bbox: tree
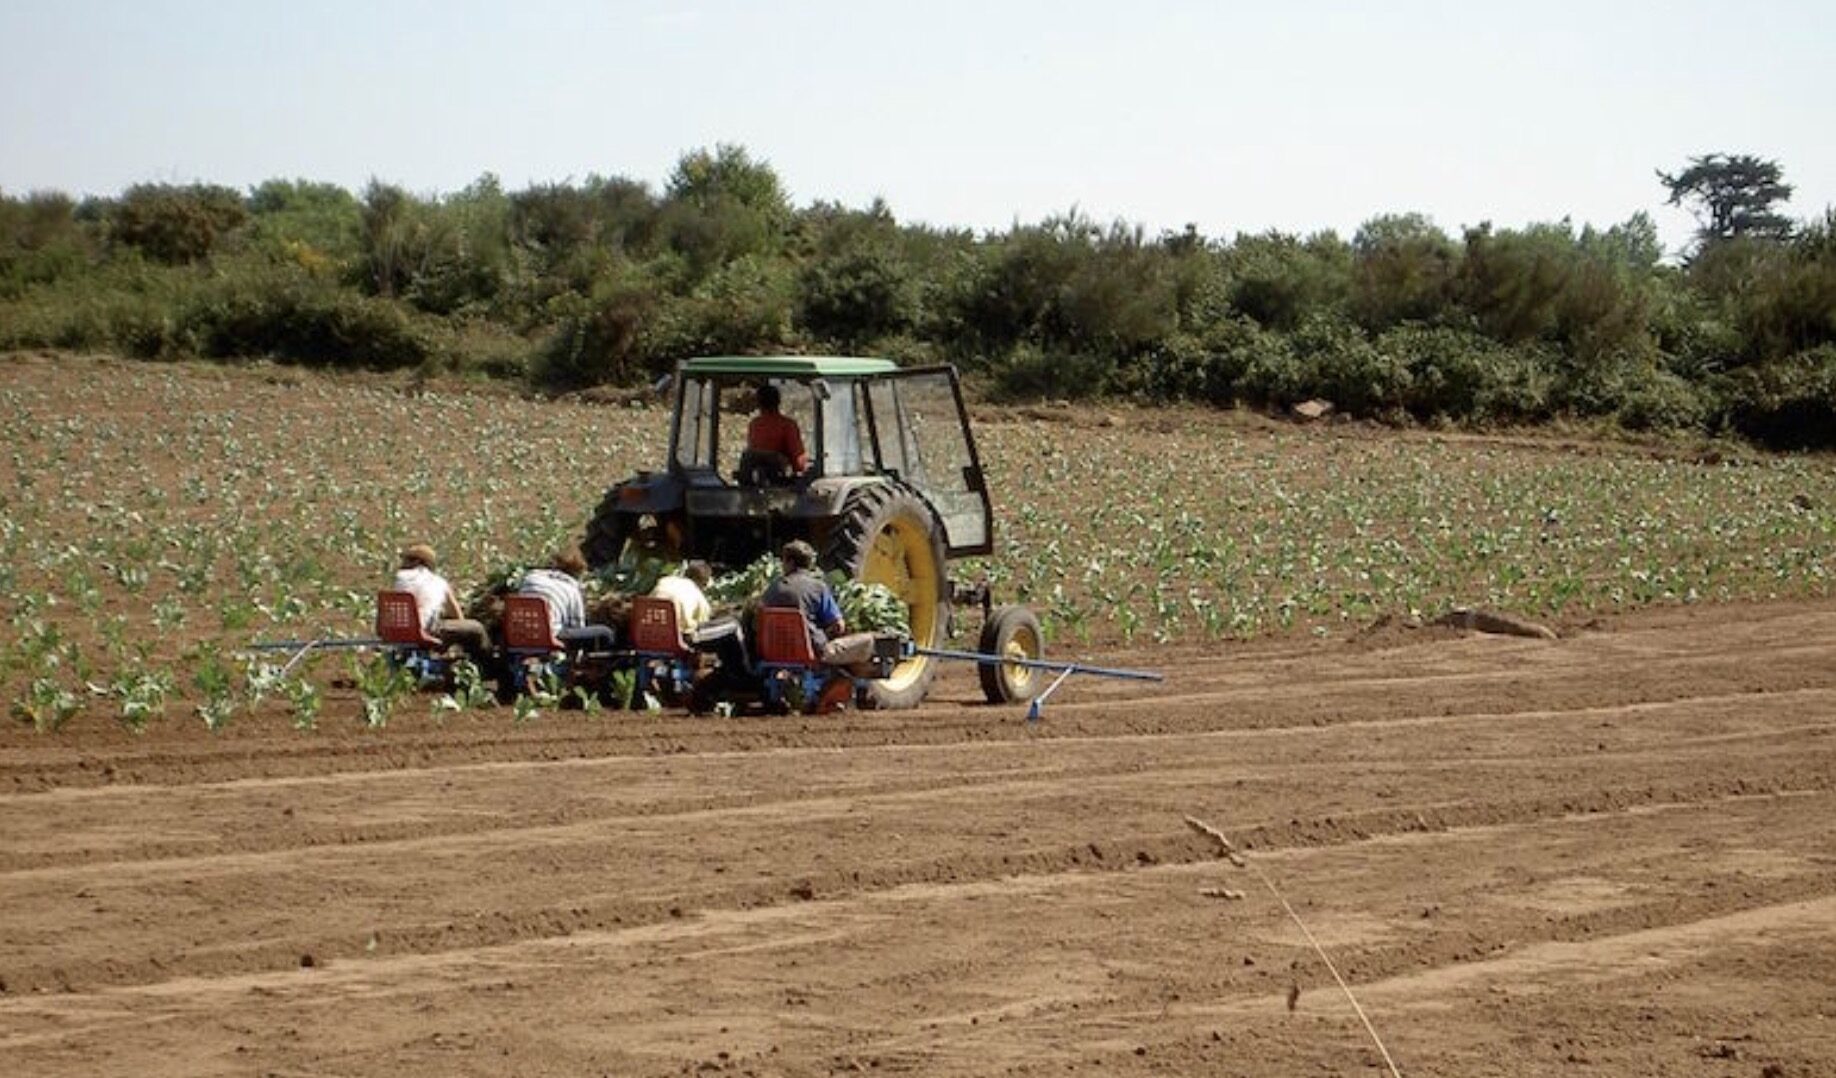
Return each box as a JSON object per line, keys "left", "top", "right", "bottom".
{"left": 795, "top": 200, "right": 918, "bottom": 348}
{"left": 1659, "top": 154, "right": 1794, "bottom": 247}
{"left": 1350, "top": 212, "right": 1458, "bottom": 331}
{"left": 660, "top": 145, "right": 792, "bottom": 279}
{"left": 0, "top": 190, "right": 92, "bottom": 297}
{"left": 1222, "top": 230, "right": 1352, "bottom": 331}
{"left": 246, "top": 179, "right": 362, "bottom": 265}
{"left": 111, "top": 183, "right": 248, "bottom": 264}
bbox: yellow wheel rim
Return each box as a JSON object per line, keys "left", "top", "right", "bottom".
{"left": 1001, "top": 623, "right": 1041, "bottom": 694}
{"left": 859, "top": 511, "right": 941, "bottom": 692}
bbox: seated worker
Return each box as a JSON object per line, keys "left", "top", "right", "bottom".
{"left": 760, "top": 540, "right": 841, "bottom": 651}
{"left": 650, "top": 560, "right": 714, "bottom": 639}
{"left": 390, "top": 543, "right": 490, "bottom": 662}
{"left": 759, "top": 540, "right": 879, "bottom": 711}
{"left": 517, "top": 545, "right": 617, "bottom": 650}
{"left": 743, "top": 384, "right": 809, "bottom": 481}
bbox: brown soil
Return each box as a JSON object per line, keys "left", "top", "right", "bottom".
{"left": 4, "top": 600, "right": 1835, "bottom": 1076}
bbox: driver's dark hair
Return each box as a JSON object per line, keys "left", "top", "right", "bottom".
{"left": 756, "top": 383, "right": 781, "bottom": 411}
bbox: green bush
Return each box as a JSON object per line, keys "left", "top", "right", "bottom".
{"left": 1378, "top": 325, "right": 1553, "bottom": 422}
{"left": 864, "top": 332, "right": 946, "bottom": 369}
{"left": 526, "top": 253, "right": 782, "bottom": 390}
{"left": 110, "top": 184, "right": 247, "bottom": 264}
{"left": 1117, "top": 332, "right": 1212, "bottom": 402}
{"left": 1616, "top": 369, "right": 1711, "bottom": 432}
{"left": 0, "top": 191, "right": 95, "bottom": 298}
{"left": 1053, "top": 222, "right": 1181, "bottom": 355}
{"left": 1237, "top": 314, "right": 1409, "bottom": 415}
{"left": 639, "top": 254, "right": 795, "bottom": 366}
{"left": 1740, "top": 225, "right": 1836, "bottom": 363}
{"left": 1715, "top": 345, "right": 1836, "bottom": 449}
{"left": 949, "top": 221, "right": 1083, "bottom": 354}
{"left": 1351, "top": 213, "right": 1459, "bottom": 331}
{"left": 431, "top": 319, "right": 533, "bottom": 379}
{"left": 246, "top": 180, "right": 363, "bottom": 268}
{"left": 796, "top": 228, "right": 917, "bottom": 348}
{"left": 0, "top": 256, "right": 429, "bottom": 368}
{"left": 0, "top": 258, "right": 189, "bottom": 355}
{"left": 533, "top": 265, "right": 664, "bottom": 389}
{"left": 1649, "top": 274, "right": 1744, "bottom": 379}
{"left": 659, "top": 146, "right": 792, "bottom": 282}
{"left": 989, "top": 343, "right": 1112, "bottom": 401}
{"left": 186, "top": 269, "right": 431, "bottom": 368}
{"left": 358, "top": 177, "right": 514, "bottom": 317}
{"left": 0, "top": 289, "right": 114, "bottom": 352}
{"left": 1222, "top": 231, "right": 1352, "bottom": 331}
{"left": 1194, "top": 318, "right": 1285, "bottom": 406}
{"left": 1456, "top": 223, "right": 1572, "bottom": 345}
{"left": 1549, "top": 352, "right": 1640, "bottom": 417}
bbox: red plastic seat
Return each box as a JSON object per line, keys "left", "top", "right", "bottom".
{"left": 502, "top": 595, "right": 563, "bottom": 652}
{"left": 630, "top": 597, "right": 692, "bottom": 657}
{"left": 376, "top": 590, "right": 441, "bottom": 647}
{"left": 755, "top": 606, "right": 819, "bottom": 665}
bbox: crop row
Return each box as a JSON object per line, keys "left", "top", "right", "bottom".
{"left": 2, "top": 357, "right": 1831, "bottom": 733}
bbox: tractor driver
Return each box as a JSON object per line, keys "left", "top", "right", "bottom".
{"left": 744, "top": 383, "right": 809, "bottom": 479}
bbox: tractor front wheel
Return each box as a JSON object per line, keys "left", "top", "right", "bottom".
{"left": 978, "top": 604, "right": 1044, "bottom": 705}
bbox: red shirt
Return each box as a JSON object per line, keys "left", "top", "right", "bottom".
{"left": 747, "top": 411, "right": 809, "bottom": 472}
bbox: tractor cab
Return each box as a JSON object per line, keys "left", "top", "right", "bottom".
{"left": 590, "top": 357, "right": 992, "bottom": 572}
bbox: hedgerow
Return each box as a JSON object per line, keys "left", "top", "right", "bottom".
{"left": 4, "top": 148, "right": 1834, "bottom": 447}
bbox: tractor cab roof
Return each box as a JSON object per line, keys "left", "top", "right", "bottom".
{"left": 679, "top": 355, "right": 898, "bottom": 379}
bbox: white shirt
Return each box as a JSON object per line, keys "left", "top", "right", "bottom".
{"left": 390, "top": 565, "right": 454, "bottom": 633}
{"left": 650, "top": 575, "right": 713, "bottom": 633}
{"left": 518, "top": 569, "right": 587, "bottom": 634}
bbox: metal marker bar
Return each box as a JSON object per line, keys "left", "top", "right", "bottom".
{"left": 279, "top": 640, "right": 319, "bottom": 678}
{"left": 247, "top": 638, "right": 385, "bottom": 651}
{"left": 247, "top": 637, "right": 387, "bottom": 678}
{"left": 1025, "top": 665, "right": 1083, "bottom": 723}
{"left": 915, "top": 646, "right": 1163, "bottom": 683}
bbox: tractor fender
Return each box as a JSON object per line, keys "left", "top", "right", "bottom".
{"left": 683, "top": 476, "right": 892, "bottom": 520}
{"left": 609, "top": 472, "right": 684, "bottom": 515}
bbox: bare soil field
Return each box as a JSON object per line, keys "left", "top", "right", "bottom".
{"left": 4, "top": 599, "right": 1834, "bottom": 1077}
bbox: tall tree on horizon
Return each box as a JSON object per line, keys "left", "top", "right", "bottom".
{"left": 1659, "top": 153, "right": 1795, "bottom": 249}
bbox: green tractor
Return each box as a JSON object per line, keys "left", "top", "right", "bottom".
{"left": 581, "top": 355, "right": 1040, "bottom": 710}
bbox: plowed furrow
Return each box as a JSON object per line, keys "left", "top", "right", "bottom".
{"left": 2, "top": 687, "right": 1828, "bottom": 873}
{"left": 2, "top": 776, "right": 1825, "bottom": 995}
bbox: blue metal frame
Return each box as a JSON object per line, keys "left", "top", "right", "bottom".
{"left": 385, "top": 645, "right": 457, "bottom": 690}
{"left": 503, "top": 650, "right": 557, "bottom": 697}
{"left": 755, "top": 661, "right": 829, "bottom": 712}
{"left": 634, "top": 651, "right": 697, "bottom": 702}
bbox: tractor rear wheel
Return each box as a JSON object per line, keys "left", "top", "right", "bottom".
{"left": 821, "top": 482, "right": 949, "bottom": 710}
{"left": 978, "top": 604, "right": 1044, "bottom": 705}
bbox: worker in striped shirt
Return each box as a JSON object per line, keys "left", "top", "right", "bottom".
{"left": 517, "top": 546, "right": 615, "bottom": 649}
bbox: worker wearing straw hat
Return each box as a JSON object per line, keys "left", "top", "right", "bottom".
{"left": 391, "top": 543, "right": 490, "bottom": 660}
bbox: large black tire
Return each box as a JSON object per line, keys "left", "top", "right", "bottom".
{"left": 978, "top": 604, "right": 1044, "bottom": 705}
{"left": 581, "top": 489, "right": 633, "bottom": 569}
{"left": 820, "top": 482, "right": 950, "bottom": 711}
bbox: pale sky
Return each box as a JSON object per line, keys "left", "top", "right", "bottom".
{"left": 2, "top": 0, "right": 1831, "bottom": 255}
